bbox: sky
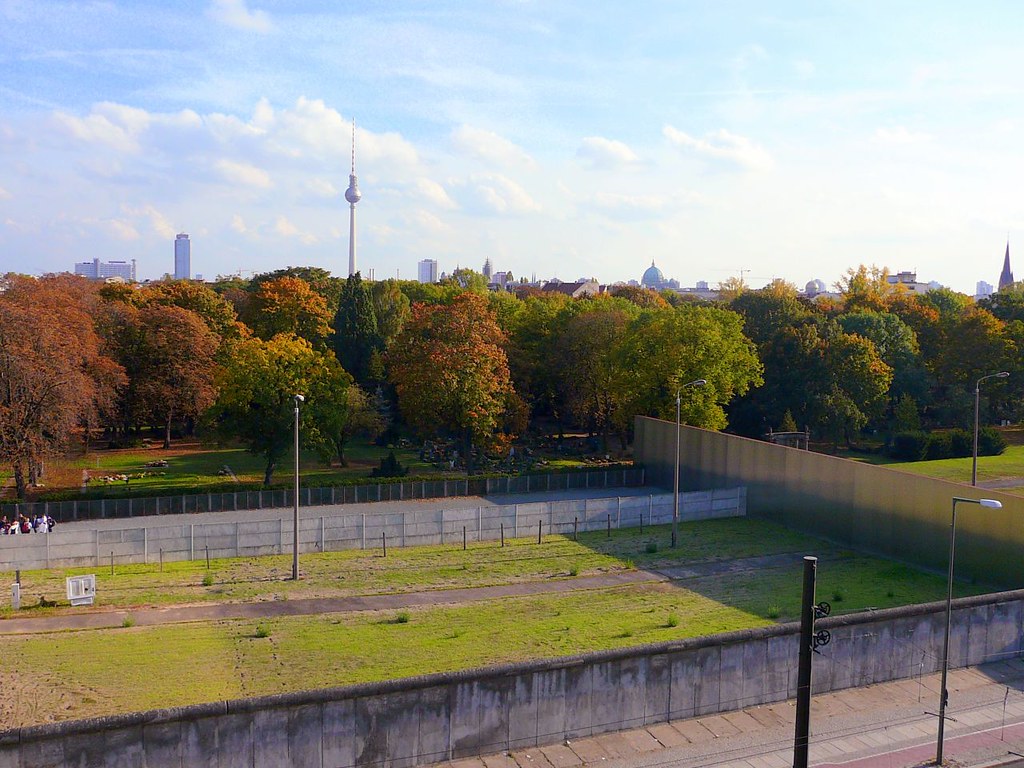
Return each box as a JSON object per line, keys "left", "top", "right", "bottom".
{"left": 2, "top": 1, "right": 1024, "bottom": 294}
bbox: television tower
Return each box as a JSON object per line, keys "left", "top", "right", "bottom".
{"left": 345, "top": 119, "right": 362, "bottom": 277}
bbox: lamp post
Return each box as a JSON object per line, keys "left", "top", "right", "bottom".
{"left": 292, "top": 394, "right": 304, "bottom": 581}
{"left": 935, "top": 495, "right": 1003, "bottom": 765}
{"left": 672, "top": 378, "right": 707, "bottom": 548}
{"left": 972, "top": 372, "right": 1008, "bottom": 486}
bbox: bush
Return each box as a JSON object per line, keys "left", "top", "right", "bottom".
{"left": 254, "top": 624, "right": 271, "bottom": 638}
{"left": 371, "top": 450, "right": 408, "bottom": 478}
{"left": 978, "top": 427, "right": 1008, "bottom": 456}
{"left": 947, "top": 429, "right": 972, "bottom": 458}
{"left": 925, "top": 432, "right": 952, "bottom": 460}
{"left": 889, "top": 431, "right": 928, "bottom": 461}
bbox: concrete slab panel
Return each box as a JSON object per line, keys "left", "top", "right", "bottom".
{"left": 142, "top": 721, "right": 182, "bottom": 768}
{"left": 62, "top": 725, "right": 145, "bottom": 768}
{"left": 563, "top": 664, "right": 594, "bottom": 739}
{"left": 16, "top": 736, "right": 64, "bottom": 768}
{"left": 215, "top": 713, "right": 255, "bottom": 768}
{"left": 322, "top": 700, "right": 356, "bottom": 768}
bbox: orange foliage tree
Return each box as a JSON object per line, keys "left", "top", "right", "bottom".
{"left": 387, "top": 293, "right": 519, "bottom": 472}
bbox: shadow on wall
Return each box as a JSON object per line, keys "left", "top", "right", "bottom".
{"left": 634, "top": 416, "right": 1024, "bottom": 590}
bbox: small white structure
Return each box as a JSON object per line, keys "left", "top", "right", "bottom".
{"left": 66, "top": 574, "right": 96, "bottom": 606}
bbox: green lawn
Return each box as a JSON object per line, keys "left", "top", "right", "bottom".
{"left": 0, "top": 517, "right": 987, "bottom": 726}
{"left": 3, "top": 519, "right": 828, "bottom": 615}
{"left": 59, "top": 444, "right": 440, "bottom": 498}
{"left": 859, "top": 444, "right": 1024, "bottom": 486}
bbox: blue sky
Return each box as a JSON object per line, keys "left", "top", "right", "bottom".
{"left": 2, "top": 1, "right": 1023, "bottom": 293}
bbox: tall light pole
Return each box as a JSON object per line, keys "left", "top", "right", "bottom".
{"left": 972, "top": 372, "right": 1008, "bottom": 486}
{"left": 672, "top": 379, "right": 707, "bottom": 548}
{"left": 292, "top": 394, "right": 304, "bottom": 581}
{"left": 935, "top": 495, "right": 1002, "bottom": 765}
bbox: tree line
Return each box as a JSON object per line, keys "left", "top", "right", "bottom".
{"left": 0, "top": 263, "right": 1017, "bottom": 498}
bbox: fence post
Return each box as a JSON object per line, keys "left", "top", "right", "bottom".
{"left": 574, "top": 517, "right": 578, "bottom": 541}
{"left": 440, "top": 509, "right": 445, "bottom": 545}
{"left": 537, "top": 519, "right": 542, "bottom": 545}
{"left": 463, "top": 526, "right": 467, "bottom": 551}
{"left": 501, "top": 523, "right": 504, "bottom": 547}
{"left": 95, "top": 529, "right": 100, "bottom": 566}
{"left": 478, "top": 507, "right": 482, "bottom": 542}
{"left": 514, "top": 504, "right": 519, "bottom": 538}
{"left": 382, "top": 532, "right": 387, "bottom": 557}
{"left": 235, "top": 522, "right": 240, "bottom": 557}
{"left": 361, "top": 514, "right": 366, "bottom": 550}
{"left": 143, "top": 528, "right": 148, "bottom": 564}
{"left": 607, "top": 514, "right": 611, "bottom": 539}
{"left": 279, "top": 518, "right": 284, "bottom": 555}
{"left": 321, "top": 517, "right": 325, "bottom": 552}
{"left": 190, "top": 524, "right": 194, "bottom": 561}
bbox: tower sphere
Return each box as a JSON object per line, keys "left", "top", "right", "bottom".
{"left": 345, "top": 175, "right": 361, "bottom": 204}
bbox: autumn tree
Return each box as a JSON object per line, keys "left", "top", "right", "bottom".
{"left": 0, "top": 275, "right": 123, "bottom": 497}
{"left": 139, "top": 280, "right": 242, "bottom": 341}
{"left": 242, "top": 276, "right": 333, "bottom": 346}
{"left": 609, "top": 285, "right": 670, "bottom": 309}
{"left": 250, "top": 267, "right": 344, "bottom": 316}
{"left": 134, "top": 305, "right": 220, "bottom": 448}
{"left": 210, "top": 334, "right": 351, "bottom": 485}
{"left": 388, "top": 293, "right": 516, "bottom": 472}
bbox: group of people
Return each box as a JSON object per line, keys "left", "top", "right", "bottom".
{"left": 1, "top": 513, "right": 56, "bottom": 535}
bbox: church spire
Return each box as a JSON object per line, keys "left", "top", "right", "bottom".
{"left": 999, "top": 240, "right": 1014, "bottom": 291}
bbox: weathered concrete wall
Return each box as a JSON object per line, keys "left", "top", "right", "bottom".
{"left": 634, "top": 416, "right": 1024, "bottom": 588}
{"left": 0, "top": 489, "right": 746, "bottom": 572}
{"left": 2, "top": 590, "right": 1022, "bottom": 768}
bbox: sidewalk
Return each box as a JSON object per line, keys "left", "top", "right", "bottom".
{"left": 448, "top": 659, "right": 1024, "bottom": 768}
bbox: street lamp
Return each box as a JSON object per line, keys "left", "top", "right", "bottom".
{"left": 292, "top": 394, "right": 304, "bottom": 581}
{"left": 935, "top": 495, "right": 1003, "bottom": 765}
{"left": 972, "top": 372, "right": 1009, "bottom": 486}
{"left": 672, "top": 378, "right": 707, "bottom": 548}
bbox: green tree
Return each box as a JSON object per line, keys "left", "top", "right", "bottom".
{"left": 250, "top": 267, "right": 344, "bottom": 316}
{"left": 333, "top": 273, "right": 382, "bottom": 384}
{"left": 138, "top": 280, "right": 241, "bottom": 340}
{"left": 210, "top": 334, "right": 351, "bottom": 485}
{"left": 369, "top": 279, "right": 411, "bottom": 349}
{"left": 317, "top": 384, "right": 383, "bottom": 467}
{"left": 610, "top": 304, "right": 764, "bottom": 433}
{"left": 388, "top": 293, "right": 516, "bottom": 472}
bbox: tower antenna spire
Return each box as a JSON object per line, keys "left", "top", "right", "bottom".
{"left": 345, "top": 119, "right": 362, "bottom": 277}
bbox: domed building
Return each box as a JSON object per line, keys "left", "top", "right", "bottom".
{"left": 640, "top": 260, "right": 678, "bottom": 291}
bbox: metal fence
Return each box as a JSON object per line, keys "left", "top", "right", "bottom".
{"left": 1, "top": 467, "right": 646, "bottom": 523}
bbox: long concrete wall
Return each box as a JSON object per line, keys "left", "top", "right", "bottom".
{"left": 2, "top": 589, "right": 1021, "bottom": 768}
{"left": 635, "top": 417, "right": 1024, "bottom": 588}
{"left": 0, "top": 488, "right": 746, "bottom": 571}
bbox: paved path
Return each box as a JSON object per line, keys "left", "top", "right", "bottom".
{"left": 0, "top": 551, "right": 824, "bottom": 634}
{"left": 446, "top": 660, "right": 1024, "bottom": 768}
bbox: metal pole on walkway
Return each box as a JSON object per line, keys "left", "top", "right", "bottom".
{"left": 794, "top": 555, "right": 817, "bottom": 768}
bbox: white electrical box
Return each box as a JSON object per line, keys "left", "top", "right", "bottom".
{"left": 66, "top": 574, "right": 96, "bottom": 606}
{"left": 11, "top": 583, "right": 19, "bottom": 611}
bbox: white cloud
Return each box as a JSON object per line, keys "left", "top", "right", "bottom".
{"left": 0, "top": 186, "right": 11, "bottom": 200}
{"left": 305, "top": 178, "right": 338, "bottom": 198}
{"left": 576, "top": 136, "right": 639, "bottom": 168}
{"left": 414, "top": 178, "right": 458, "bottom": 210}
{"left": 407, "top": 209, "right": 451, "bottom": 234}
{"left": 231, "top": 214, "right": 248, "bottom": 234}
{"left": 215, "top": 158, "right": 273, "bottom": 188}
{"left": 274, "top": 215, "right": 317, "bottom": 244}
{"left": 875, "top": 126, "right": 931, "bottom": 144}
{"left": 451, "top": 125, "right": 534, "bottom": 168}
{"left": 107, "top": 219, "right": 140, "bottom": 241}
{"left": 465, "top": 174, "right": 540, "bottom": 214}
{"left": 663, "top": 126, "right": 773, "bottom": 171}
{"left": 207, "top": 0, "right": 272, "bottom": 33}
{"left": 122, "top": 204, "right": 177, "bottom": 239}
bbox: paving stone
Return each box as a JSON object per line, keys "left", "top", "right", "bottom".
{"left": 645, "top": 723, "right": 691, "bottom": 748}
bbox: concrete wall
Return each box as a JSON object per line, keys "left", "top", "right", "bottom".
{"left": 0, "top": 489, "right": 746, "bottom": 572}
{"left": 634, "top": 416, "right": 1024, "bottom": 588}
{"left": 2, "top": 589, "right": 1021, "bottom": 768}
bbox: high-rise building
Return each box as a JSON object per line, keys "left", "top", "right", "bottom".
{"left": 174, "top": 233, "right": 191, "bottom": 280}
{"left": 999, "top": 241, "right": 1014, "bottom": 291}
{"left": 977, "top": 280, "right": 995, "bottom": 300}
{"left": 482, "top": 258, "right": 492, "bottom": 281}
{"left": 418, "top": 259, "right": 438, "bottom": 284}
{"left": 345, "top": 120, "right": 362, "bottom": 277}
{"left": 74, "top": 258, "right": 137, "bottom": 281}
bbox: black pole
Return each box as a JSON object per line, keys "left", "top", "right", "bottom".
{"left": 382, "top": 531, "right": 387, "bottom": 557}
{"left": 463, "top": 526, "right": 467, "bottom": 551}
{"left": 500, "top": 523, "right": 504, "bottom": 547}
{"left": 573, "top": 517, "right": 578, "bottom": 541}
{"left": 537, "top": 519, "right": 542, "bottom": 544}
{"left": 794, "top": 555, "right": 817, "bottom": 768}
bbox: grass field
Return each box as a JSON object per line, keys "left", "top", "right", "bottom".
{"left": 22, "top": 442, "right": 442, "bottom": 501}
{"left": 845, "top": 444, "right": 1024, "bottom": 487}
{"left": 0, "top": 518, "right": 987, "bottom": 726}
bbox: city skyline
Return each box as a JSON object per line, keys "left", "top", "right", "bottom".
{"left": 2, "top": 2, "right": 1024, "bottom": 294}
